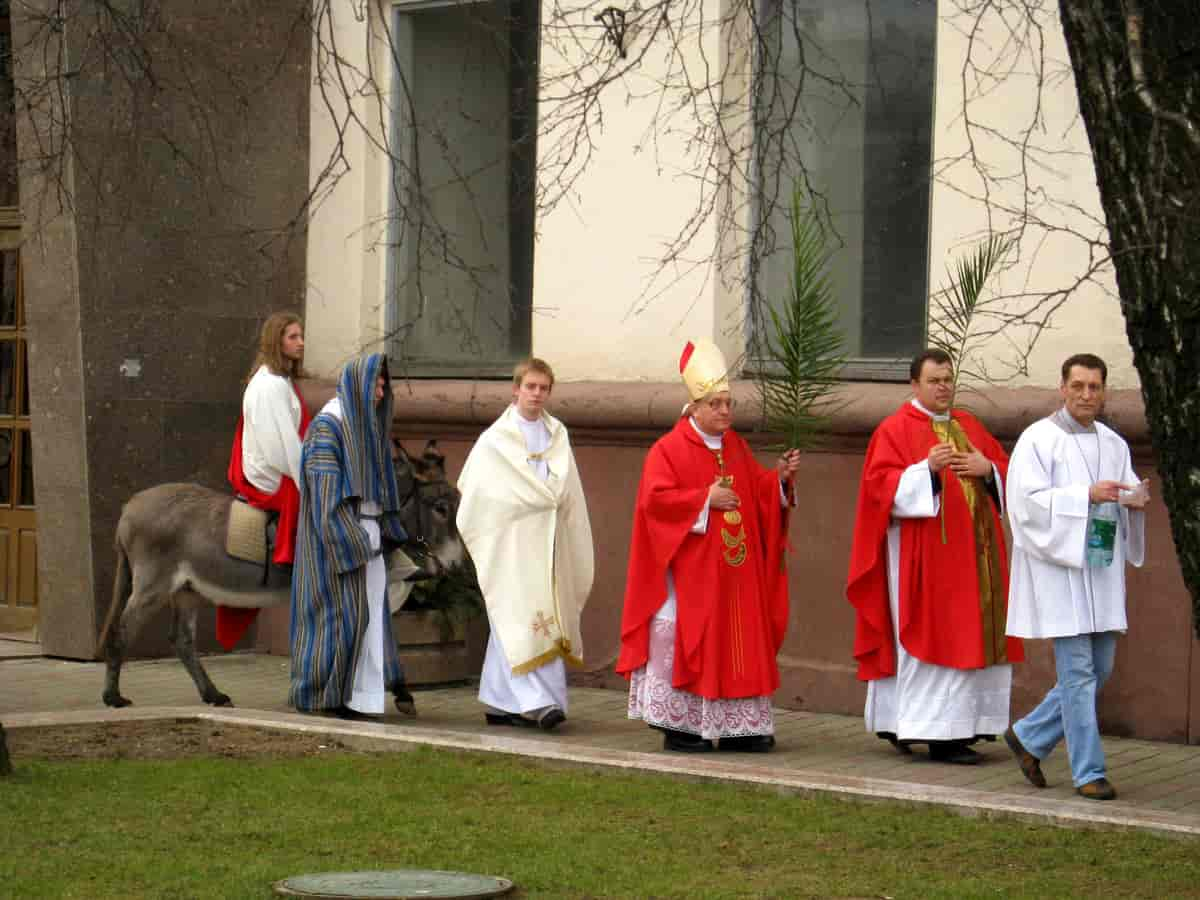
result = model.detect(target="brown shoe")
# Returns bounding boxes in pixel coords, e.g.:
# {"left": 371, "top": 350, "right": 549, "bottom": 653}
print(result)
{"left": 1004, "top": 726, "right": 1046, "bottom": 788}
{"left": 1076, "top": 778, "right": 1117, "bottom": 801}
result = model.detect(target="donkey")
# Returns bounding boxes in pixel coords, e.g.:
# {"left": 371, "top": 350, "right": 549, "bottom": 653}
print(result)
{"left": 98, "top": 440, "right": 463, "bottom": 711}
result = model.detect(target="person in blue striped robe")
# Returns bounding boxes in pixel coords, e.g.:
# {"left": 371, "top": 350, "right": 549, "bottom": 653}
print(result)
{"left": 289, "top": 353, "right": 410, "bottom": 717}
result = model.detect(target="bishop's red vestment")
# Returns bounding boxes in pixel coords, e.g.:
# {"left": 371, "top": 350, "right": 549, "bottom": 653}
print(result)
{"left": 846, "top": 403, "right": 1023, "bottom": 682}
{"left": 618, "top": 417, "right": 790, "bottom": 699}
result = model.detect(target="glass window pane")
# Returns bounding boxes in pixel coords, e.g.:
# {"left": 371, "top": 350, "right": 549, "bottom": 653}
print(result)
{"left": 388, "top": 0, "right": 537, "bottom": 375}
{"left": 0, "top": 250, "right": 15, "bottom": 328}
{"left": 755, "top": 0, "right": 935, "bottom": 365}
{"left": 19, "top": 429, "right": 32, "bottom": 506}
{"left": 18, "top": 338, "right": 26, "bottom": 416}
{"left": 0, "top": 339, "right": 13, "bottom": 416}
{"left": 0, "top": 428, "right": 12, "bottom": 506}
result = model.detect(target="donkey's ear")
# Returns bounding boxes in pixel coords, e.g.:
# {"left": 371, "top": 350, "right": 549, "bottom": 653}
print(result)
{"left": 423, "top": 439, "right": 445, "bottom": 463}
{"left": 392, "top": 438, "right": 411, "bottom": 462}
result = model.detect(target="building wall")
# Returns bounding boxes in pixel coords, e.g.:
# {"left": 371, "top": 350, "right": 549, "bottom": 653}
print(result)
{"left": 306, "top": 2, "right": 1139, "bottom": 390}
{"left": 14, "top": 0, "right": 312, "bottom": 657}
{"left": 929, "top": 3, "right": 1137, "bottom": 389}
{"left": 286, "top": 4, "right": 1197, "bottom": 742}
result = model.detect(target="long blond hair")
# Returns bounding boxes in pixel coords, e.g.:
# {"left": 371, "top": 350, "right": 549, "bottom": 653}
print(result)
{"left": 246, "top": 312, "right": 306, "bottom": 383}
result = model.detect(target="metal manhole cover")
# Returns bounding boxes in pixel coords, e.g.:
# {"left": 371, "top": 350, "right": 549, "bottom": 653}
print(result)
{"left": 273, "top": 870, "right": 514, "bottom": 899}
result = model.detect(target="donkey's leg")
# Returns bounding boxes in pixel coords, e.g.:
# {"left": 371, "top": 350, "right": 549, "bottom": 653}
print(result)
{"left": 168, "top": 605, "right": 233, "bottom": 707}
{"left": 102, "top": 590, "right": 164, "bottom": 708}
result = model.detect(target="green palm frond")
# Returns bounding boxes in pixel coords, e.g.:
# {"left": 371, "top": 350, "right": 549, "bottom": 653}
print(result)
{"left": 928, "top": 233, "right": 1014, "bottom": 406}
{"left": 757, "top": 186, "right": 847, "bottom": 451}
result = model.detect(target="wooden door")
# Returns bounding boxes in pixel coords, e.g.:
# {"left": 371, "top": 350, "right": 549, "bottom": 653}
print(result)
{"left": 0, "top": 244, "right": 36, "bottom": 634}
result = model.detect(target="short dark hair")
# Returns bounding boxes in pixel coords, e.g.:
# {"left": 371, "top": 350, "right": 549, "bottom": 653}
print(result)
{"left": 1060, "top": 353, "right": 1107, "bottom": 385}
{"left": 909, "top": 348, "right": 953, "bottom": 381}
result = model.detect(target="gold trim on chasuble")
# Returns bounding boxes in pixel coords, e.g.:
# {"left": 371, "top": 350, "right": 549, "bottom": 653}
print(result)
{"left": 510, "top": 561, "right": 584, "bottom": 677}
{"left": 713, "top": 448, "right": 747, "bottom": 676}
{"left": 714, "top": 449, "right": 748, "bottom": 569}
{"left": 931, "top": 419, "right": 1009, "bottom": 666}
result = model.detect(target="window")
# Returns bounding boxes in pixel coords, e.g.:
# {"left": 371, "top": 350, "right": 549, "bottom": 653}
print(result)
{"left": 387, "top": 0, "right": 538, "bottom": 376}
{"left": 754, "top": 0, "right": 936, "bottom": 378}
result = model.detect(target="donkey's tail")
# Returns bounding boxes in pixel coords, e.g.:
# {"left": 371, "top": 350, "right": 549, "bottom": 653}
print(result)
{"left": 96, "top": 535, "right": 133, "bottom": 661}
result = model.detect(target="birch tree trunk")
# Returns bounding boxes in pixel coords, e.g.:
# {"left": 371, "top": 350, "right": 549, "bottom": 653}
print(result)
{"left": 1058, "top": 1, "right": 1200, "bottom": 637}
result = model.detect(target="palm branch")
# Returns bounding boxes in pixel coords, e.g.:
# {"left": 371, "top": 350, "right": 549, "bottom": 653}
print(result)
{"left": 927, "top": 233, "right": 1014, "bottom": 408}
{"left": 757, "top": 185, "right": 847, "bottom": 451}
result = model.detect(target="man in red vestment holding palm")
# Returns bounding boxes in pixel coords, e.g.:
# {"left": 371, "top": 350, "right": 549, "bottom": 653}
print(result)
{"left": 847, "top": 348, "right": 1023, "bottom": 764}
{"left": 618, "top": 339, "right": 799, "bottom": 753}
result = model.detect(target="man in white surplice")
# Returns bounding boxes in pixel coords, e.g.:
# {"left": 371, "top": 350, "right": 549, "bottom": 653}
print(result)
{"left": 1003, "top": 354, "right": 1147, "bottom": 801}
{"left": 456, "top": 358, "right": 594, "bottom": 732}
{"left": 848, "top": 350, "right": 1024, "bottom": 765}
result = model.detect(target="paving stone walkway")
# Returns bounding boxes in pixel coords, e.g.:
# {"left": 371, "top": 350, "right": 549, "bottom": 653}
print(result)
{"left": 3, "top": 647, "right": 1198, "bottom": 837}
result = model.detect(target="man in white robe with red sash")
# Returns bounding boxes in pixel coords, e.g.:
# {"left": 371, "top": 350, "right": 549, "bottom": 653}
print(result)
{"left": 457, "top": 358, "right": 594, "bottom": 731}
{"left": 847, "top": 349, "right": 1024, "bottom": 764}
{"left": 221, "top": 312, "right": 311, "bottom": 649}
{"left": 618, "top": 339, "right": 799, "bottom": 753}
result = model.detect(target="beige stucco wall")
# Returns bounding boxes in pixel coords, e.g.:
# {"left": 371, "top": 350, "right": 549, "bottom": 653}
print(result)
{"left": 303, "top": 1, "right": 397, "bottom": 378}
{"left": 305, "top": 1, "right": 1137, "bottom": 390}
{"left": 929, "top": 3, "right": 1137, "bottom": 389}
{"left": 303, "top": 0, "right": 732, "bottom": 381}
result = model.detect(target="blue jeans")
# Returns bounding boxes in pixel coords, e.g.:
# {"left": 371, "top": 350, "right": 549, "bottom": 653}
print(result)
{"left": 1013, "top": 632, "right": 1118, "bottom": 787}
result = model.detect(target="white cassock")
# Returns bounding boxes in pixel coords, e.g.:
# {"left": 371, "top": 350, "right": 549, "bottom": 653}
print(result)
{"left": 1005, "top": 411, "right": 1145, "bottom": 639}
{"left": 477, "top": 414, "right": 569, "bottom": 717}
{"left": 241, "top": 364, "right": 303, "bottom": 493}
{"left": 322, "top": 396, "right": 388, "bottom": 715}
{"left": 863, "top": 401, "right": 1012, "bottom": 741}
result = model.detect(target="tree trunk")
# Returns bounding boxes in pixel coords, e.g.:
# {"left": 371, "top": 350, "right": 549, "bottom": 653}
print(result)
{"left": 1058, "top": 1, "right": 1200, "bottom": 637}
{"left": 0, "top": 721, "right": 12, "bottom": 775}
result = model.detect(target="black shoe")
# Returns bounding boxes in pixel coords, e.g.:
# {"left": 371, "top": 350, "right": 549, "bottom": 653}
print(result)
{"left": 537, "top": 707, "right": 566, "bottom": 732}
{"left": 485, "top": 711, "right": 543, "bottom": 729}
{"left": 928, "top": 740, "right": 982, "bottom": 765}
{"left": 333, "top": 706, "right": 379, "bottom": 722}
{"left": 662, "top": 729, "right": 714, "bottom": 753}
{"left": 877, "top": 731, "right": 913, "bottom": 755}
{"left": 718, "top": 735, "right": 776, "bottom": 753}
{"left": 393, "top": 687, "right": 416, "bottom": 717}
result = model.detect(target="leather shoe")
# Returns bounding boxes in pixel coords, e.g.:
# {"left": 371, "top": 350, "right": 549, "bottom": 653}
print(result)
{"left": 877, "top": 731, "right": 912, "bottom": 755}
{"left": 537, "top": 707, "right": 566, "bottom": 732}
{"left": 332, "top": 706, "right": 379, "bottom": 722}
{"left": 927, "top": 740, "right": 982, "bottom": 765}
{"left": 662, "top": 729, "right": 714, "bottom": 753}
{"left": 1004, "top": 726, "right": 1047, "bottom": 788}
{"left": 393, "top": 686, "right": 417, "bottom": 717}
{"left": 718, "top": 735, "right": 776, "bottom": 753}
{"left": 1077, "top": 778, "right": 1117, "bottom": 801}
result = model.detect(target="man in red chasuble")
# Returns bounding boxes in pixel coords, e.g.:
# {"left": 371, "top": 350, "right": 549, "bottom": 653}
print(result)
{"left": 847, "top": 349, "right": 1023, "bottom": 764}
{"left": 618, "top": 339, "right": 799, "bottom": 753}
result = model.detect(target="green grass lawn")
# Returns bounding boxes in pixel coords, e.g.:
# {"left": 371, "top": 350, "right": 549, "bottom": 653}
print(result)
{"left": 2, "top": 745, "right": 1197, "bottom": 899}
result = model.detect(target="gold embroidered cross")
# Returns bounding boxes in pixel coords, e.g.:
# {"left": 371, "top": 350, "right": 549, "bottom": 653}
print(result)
{"left": 713, "top": 449, "right": 734, "bottom": 488}
{"left": 532, "top": 611, "right": 556, "bottom": 637}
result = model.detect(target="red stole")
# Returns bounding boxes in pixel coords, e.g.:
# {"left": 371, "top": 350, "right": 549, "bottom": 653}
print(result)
{"left": 215, "top": 384, "right": 312, "bottom": 651}
{"left": 846, "top": 403, "right": 1023, "bottom": 680}
{"left": 617, "top": 418, "right": 790, "bottom": 700}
